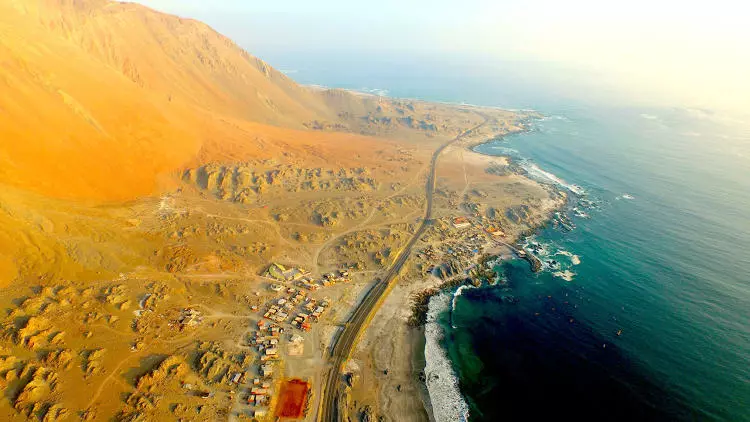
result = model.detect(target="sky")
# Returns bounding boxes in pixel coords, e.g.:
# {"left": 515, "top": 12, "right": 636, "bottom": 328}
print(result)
{"left": 135, "top": 0, "right": 750, "bottom": 114}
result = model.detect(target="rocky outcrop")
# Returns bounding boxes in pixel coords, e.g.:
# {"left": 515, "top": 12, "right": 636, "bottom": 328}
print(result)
{"left": 194, "top": 342, "right": 245, "bottom": 385}
{"left": 505, "top": 204, "right": 533, "bottom": 224}
{"left": 183, "top": 164, "right": 380, "bottom": 203}
{"left": 136, "top": 356, "right": 189, "bottom": 392}
{"left": 80, "top": 348, "right": 106, "bottom": 378}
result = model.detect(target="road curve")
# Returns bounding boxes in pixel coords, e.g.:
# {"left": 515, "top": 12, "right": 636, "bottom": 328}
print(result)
{"left": 319, "top": 116, "right": 488, "bottom": 421}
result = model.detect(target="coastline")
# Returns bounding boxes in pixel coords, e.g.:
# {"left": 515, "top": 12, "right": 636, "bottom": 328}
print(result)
{"left": 305, "top": 83, "right": 543, "bottom": 115}
{"left": 348, "top": 123, "right": 569, "bottom": 421}
{"left": 325, "top": 93, "right": 569, "bottom": 421}
{"left": 411, "top": 133, "right": 570, "bottom": 422}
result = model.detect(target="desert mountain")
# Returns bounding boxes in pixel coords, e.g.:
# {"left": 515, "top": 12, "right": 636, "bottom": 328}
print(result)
{"left": 0, "top": 0, "right": 513, "bottom": 285}
{"left": 0, "top": 0, "right": 487, "bottom": 202}
{"left": 0, "top": 0, "right": 372, "bottom": 201}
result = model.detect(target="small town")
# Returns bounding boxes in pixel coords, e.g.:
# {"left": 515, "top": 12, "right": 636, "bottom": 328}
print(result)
{"left": 210, "top": 263, "right": 355, "bottom": 418}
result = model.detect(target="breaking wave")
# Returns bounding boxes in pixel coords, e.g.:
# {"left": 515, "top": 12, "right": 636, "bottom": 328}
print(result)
{"left": 540, "top": 114, "right": 572, "bottom": 123}
{"left": 425, "top": 292, "right": 470, "bottom": 422}
{"left": 452, "top": 285, "right": 474, "bottom": 313}
{"left": 451, "top": 285, "right": 475, "bottom": 328}
{"left": 486, "top": 145, "right": 520, "bottom": 156}
{"left": 522, "top": 163, "right": 585, "bottom": 195}
{"left": 358, "top": 87, "right": 390, "bottom": 97}
{"left": 522, "top": 236, "right": 581, "bottom": 281}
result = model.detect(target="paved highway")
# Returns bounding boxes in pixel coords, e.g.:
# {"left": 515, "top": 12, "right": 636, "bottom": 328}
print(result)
{"left": 319, "top": 117, "right": 487, "bottom": 421}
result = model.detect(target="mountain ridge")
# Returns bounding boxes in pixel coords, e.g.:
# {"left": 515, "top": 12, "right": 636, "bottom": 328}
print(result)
{"left": 0, "top": 0, "right": 372, "bottom": 201}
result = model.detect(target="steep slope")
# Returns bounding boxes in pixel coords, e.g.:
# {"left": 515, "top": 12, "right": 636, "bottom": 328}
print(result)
{"left": 0, "top": 0, "right": 348, "bottom": 201}
{"left": 18, "top": 0, "right": 334, "bottom": 126}
{"left": 0, "top": 0, "right": 494, "bottom": 202}
{"left": 0, "top": 1, "right": 203, "bottom": 200}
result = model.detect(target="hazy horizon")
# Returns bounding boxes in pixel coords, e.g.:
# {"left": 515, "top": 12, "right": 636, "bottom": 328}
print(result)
{"left": 135, "top": 0, "right": 750, "bottom": 118}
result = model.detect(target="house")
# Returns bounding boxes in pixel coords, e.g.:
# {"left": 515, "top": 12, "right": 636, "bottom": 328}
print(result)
{"left": 486, "top": 227, "right": 505, "bottom": 237}
{"left": 261, "top": 364, "right": 274, "bottom": 377}
{"left": 266, "top": 263, "right": 289, "bottom": 280}
{"left": 452, "top": 217, "right": 471, "bottom": 229}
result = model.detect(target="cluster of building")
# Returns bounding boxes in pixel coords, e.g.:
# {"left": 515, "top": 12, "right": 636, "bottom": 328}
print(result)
{"left": 265, "top": 263, "right": 310, "bottom": 282}
{"left": 244, "top": 320, "right": 283, "bottom": 411}
{"left": 296, "top": 269, "right": 351, "bottom": 291}
{"left": 266, "top": 263, "right": 352, "bottom": 291}
{"left": 485, "top": 226, "right": 505, "bottom": 237}
{"left": 248, "top": 377, "right": 272, "bottom": 408}
{"left": 415, "top": 215, "right": 510, "bottom": 278}
{"left": 253, "top": 320, "right": 283, "bottom": 361}
{"left": 259, "top": 284, "right": 332, "bottom": 332}
{"left": 244, "top": 322, "right": 310, "bottom": 416}
{"left": 428, "top": 228, "right": 486, "bottom": 262}
{"left": 292, "top": 297, "right": 330, "bottom": 331}
{"left": 450, "top": 216, "right": 507, "bottom": 238}
{"left": 262, "top": 293, "right": 299, "bottom": 323}
{"left": 416, "top": 245, "right": 439, "bottom": 261}
{"left": 452, "top": 216, "right": 472, "bottom": 229}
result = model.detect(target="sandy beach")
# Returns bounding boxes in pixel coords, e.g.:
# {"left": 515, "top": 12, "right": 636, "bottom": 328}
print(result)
{"left": 349, "top": 276, "right": 443, "bottom": 422}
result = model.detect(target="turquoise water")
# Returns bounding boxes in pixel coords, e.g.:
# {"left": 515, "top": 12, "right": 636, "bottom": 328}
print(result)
{"left": 464, "top": 108, "right": 750, "bottom": 421}
{"left": 265, "top": 53, "right": 750, "bottom": 421}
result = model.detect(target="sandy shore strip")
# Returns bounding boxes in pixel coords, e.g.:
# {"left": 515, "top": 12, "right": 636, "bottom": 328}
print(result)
{"left": 350, "top": 276, "right": 446, "bottom": 421}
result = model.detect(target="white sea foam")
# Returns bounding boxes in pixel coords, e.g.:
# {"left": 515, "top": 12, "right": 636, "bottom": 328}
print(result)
{"left": 451, "top": 285, "right": 476, "bottom": 328}
{"left": 523, "top": 163, "right": 585, "bottom": 195}
{"left": 640, "top": 113, "right": 660, "bottom": 120}
{"left": 553, "top": 270, "right": 576, "bottom": 281}
{"left": 358, "top": 87, "right": 389, "bottom": 97}
{"left": 553, "top": 250, "right": 580, "bottom": 265}
{"left": 451, "top": 285, "right": 474, "bottom": 313}
{"left": 539, "top": 114, "right": 572, "bottom": 123}
{"left": 488, "top": 145, "right": 519, "bottom": 156}
{"left": 425, "top": 292, "right": 470, "bottom": 422}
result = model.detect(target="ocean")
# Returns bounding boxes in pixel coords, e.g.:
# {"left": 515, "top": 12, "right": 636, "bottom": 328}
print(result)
{"left": 457, "top": 107, "right": 750, "bottom": 421}
{"left": 262, "top": 52, "right": 750, "bottom": 421}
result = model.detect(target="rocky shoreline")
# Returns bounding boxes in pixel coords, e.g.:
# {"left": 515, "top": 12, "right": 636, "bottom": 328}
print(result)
{"left": 340, "top": 108, "right": 568, "bottom": 422}
{"left": 409, "top": 139, "right": 569, "bottom": 422}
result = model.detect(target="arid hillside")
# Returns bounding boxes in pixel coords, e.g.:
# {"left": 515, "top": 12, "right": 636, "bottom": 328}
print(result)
{"left": 23, "top": 0, "right": 335, "bottom": 127}
{"left": 0, "top": 0, "right": 523, "bottom": 282}
{"left": 0, "top": 0, "right": 504, "bottom": 203}
{"left": 0, "top": 0, "right": 390, "bottom": 201}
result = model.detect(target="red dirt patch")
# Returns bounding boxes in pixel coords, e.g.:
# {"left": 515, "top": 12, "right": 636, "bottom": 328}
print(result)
{"left": 275, "top": 378, "right": 310, "bottom": 419}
